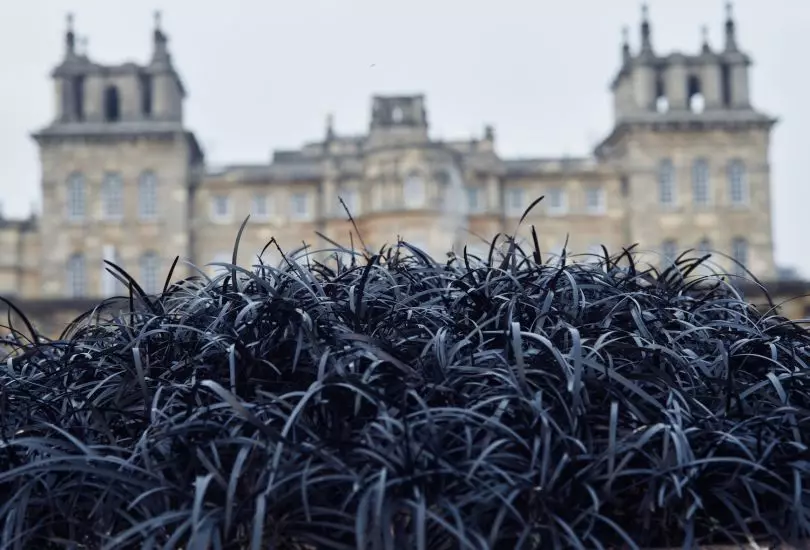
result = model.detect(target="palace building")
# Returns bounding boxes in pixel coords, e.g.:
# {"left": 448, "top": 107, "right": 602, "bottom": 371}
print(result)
{"left": 1, "top": 5, "right": 808, "bottom": 336}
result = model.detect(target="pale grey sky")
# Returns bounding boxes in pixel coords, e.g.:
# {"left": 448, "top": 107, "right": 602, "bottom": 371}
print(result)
{"left": 2, "top": 0, "right": 807, "bottom": 276}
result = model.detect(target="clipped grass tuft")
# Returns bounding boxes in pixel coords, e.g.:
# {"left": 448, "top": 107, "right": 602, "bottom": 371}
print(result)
{"left": 0, "top": 210, "right": 809, "bottom": 549}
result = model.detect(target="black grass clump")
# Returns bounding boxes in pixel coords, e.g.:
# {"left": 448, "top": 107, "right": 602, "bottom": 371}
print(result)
{"left": 1, "top": 215, "right": 809, "bottom": 549}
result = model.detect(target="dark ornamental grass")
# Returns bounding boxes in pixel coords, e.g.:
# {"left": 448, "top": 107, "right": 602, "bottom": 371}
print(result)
{"left": 0, "top": 213, "right": 809, "bottom": 549}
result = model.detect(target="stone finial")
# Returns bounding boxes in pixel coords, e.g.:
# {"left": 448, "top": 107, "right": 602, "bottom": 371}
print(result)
{"left": 640, "top": 3, "right": 653, "bottom": 53}
{"left": 724, "top": 1, "right": 738, "bottom": 51}
{"left": 621, "top": 26, "right": 631, "bottom": 61}
{"left": 484, "top": 125, "right": 495, "bottom": 142}
{"left": 65, "top": 13, "right": 76, "bottom": 55}
{"left": 325, "top": 113, "right": 335, "bottom": 140}
{"left": 151, "top": 10, "right": 171, "bottom": 64}
{"left": 701, "top": 25, "right": 711, "bottom": 53}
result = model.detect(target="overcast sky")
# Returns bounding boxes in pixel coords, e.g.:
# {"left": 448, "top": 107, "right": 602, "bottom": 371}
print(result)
{"left": 3, "top": 0, "right": 807, "bottom": 276}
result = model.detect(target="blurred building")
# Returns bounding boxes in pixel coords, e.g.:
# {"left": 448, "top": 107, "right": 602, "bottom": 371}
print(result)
{"left": 1, "top": 5, "right": 808, "bottom": 334}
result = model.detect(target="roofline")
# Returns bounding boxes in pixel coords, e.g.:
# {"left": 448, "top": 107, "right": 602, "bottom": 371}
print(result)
{"left": 594, "top": 115, "right": 779, "bottom": 158}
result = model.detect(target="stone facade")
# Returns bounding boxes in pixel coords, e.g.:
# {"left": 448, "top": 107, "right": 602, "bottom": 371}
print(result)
{"left": 1, "top": 7, "right": 809, "bottom": 336}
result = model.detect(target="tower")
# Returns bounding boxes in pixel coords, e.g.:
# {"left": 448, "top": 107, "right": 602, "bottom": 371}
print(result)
{"left": 367, "top": 95, "right": 430, "bottom": 148}
{"left": 32, "top": 13, "right": 204, "bottom": 299}
{"left": 597, "top": 2, "right": 777, "bottom": 281}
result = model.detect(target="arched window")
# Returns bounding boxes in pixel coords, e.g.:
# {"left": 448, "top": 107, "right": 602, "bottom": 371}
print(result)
{"left": 687, "top": 75, "right": 705, "bottom": 113}
{"left": 66, "top": 253, "right": 86, "bottom": 298}
{"left": 104, "top": 85, "right": 120, "bottom": 122}
{"left": 731, "top": 237, "right": 748, "bottom": 276}
{"left": 66, "top": 172, "right": 86, "bottom": 220}
{"left": 403, "top": 172, "right": 425, "bottom": 209}
{"left": 101, "top": 172, "right": 123, "bottom": 219}
{"left": 138, "top": 171, "right": 158, "bottom": 219}
{"left": 655, "top": 73, "right": 669, "bottom": 113}
{"left": 728, "top": 159, "right": 748, "bottom": 206}
{"left": 140, "top": 252, "right": 161, "bottom": 294}
{"left": 658, "top": 159, "right": 675, "bottom": 207}
{"left": 691, "top": 158, "right": 710, "bottom": 206}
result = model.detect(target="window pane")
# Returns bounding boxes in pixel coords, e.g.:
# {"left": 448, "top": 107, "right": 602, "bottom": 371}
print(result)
{"left": 67, "top": 254, "right": 85, "bottom": 298}
{"left": 466, "top": 187, "right": 481, "bottom": 212}
{"left": 291, "top": 192, "right": 309, "bottom": 219}
{"left": 251, "top": 193, "right": 269, "bottom": 218}
{"left": 101, "top": 245, "right": 121, "bottom": 297}
{"left": 658, "top": 159, "right": 675, "bottom": 206}
{"left": 692, "top": 159, "right": 710, "bottom": 205}
{"left": 140, "top": 253, "right": 160, "bottom": 294}
{"left": 336, "top": 188, "right": 359, "bottom": 216}
{"left": 548, "top": 187, "right": 566, "bottom": 213}
{"left": 211, "top": 195, "right": 230, "bottom": 220}
{"left": 728, "top": 159, "right": 747, "bottom": 205}
{"left": 139, "top": 171, "right": 158, "bottom": 219}
{"left": 67, "top": 173, "right": 85, "bottom": 220}
{"left": 731, "top": 237, "right": 748, "bottom": 275}
{"left": 102, "top": 173, "right": 123, "bottom": 219}
{"left": 585, "top": 186, "right": 604, "bottom": 213}
{"left": 403, "top": 173, "right": 425, "bottom": 208}
{"left": 506, "top": 188, "right": 524, "bottom": 215}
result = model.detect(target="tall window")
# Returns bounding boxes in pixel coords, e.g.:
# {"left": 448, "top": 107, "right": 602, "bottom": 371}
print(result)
{"left": 585, "top": 185, "right": 605, "bottom": 214}
{"left": 692, "top": 158, "right": 710, "bottom": 206}
{"left": 211, "top": 194, "right": 230, "bottom": 222}
{"left": 547, "top": 187, "right": 567, "bottom": 215}
{"left": 403, "top": 172, "right": 425, "bottom": 208}
{"left": 140, "top": 252, "right": 160, "bottom": 294}
{"left": 67, "top": 253, "right": 86, "bottom": 298}
{"left": 251, "top": 193, "right": 270, "bottom": 219}
{"left": 101, "top": 245, "right": 121, "bottom": 297}
{"left": 661, "top": 239, "right": 678, "bottom": 266}
{"left": 658, "top": 159, "right": 675, "bottom": 207}
{"left": 506, "top": 188, "right": 524, "bottom": 216}
{"left": 290, "top": 192, "right": 309, "bottom": 220}
{"left": 138, "top": 171, "right": 158, "bottom": 219}
{"left": 104, "top": 85, "right": 120, "bottom": 122}
{"left": 728, "top": 159, "right": 748, "bottom": 206}
{"left": 731, "top": 237, "right": 749, "bottom": 276}
{"left": 336, "top": 188, "right": 359, "bottom": 216}
{"left": 67, "top": 172, "right": 85, "bottom": 221}
{"left": 466, "top": 187, "right": 483, "bottom": 213}
{"left": 101, "top": 172, "right": 123, "bottom": 219}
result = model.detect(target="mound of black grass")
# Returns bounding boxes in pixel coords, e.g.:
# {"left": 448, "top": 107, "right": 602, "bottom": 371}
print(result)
{"left": 0, "top": 228, "right": 809, "bottom": 549}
